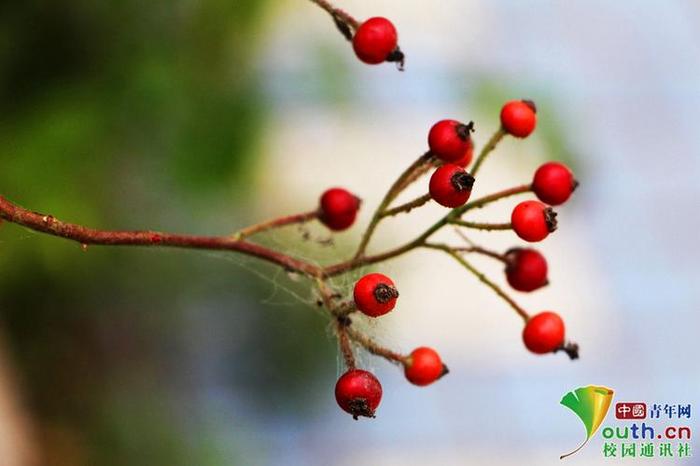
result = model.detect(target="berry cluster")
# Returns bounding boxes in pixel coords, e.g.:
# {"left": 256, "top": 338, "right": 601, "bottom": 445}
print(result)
{"left": 316, "top": 97, "right": 579, "bottom": 419}
{"left": 0, "top": 0, "right": 585, "bottom": 423}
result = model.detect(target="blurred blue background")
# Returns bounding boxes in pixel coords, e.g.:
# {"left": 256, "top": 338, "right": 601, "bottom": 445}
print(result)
{"left": 0, "top": 1, "right": 698, "bottom": 465}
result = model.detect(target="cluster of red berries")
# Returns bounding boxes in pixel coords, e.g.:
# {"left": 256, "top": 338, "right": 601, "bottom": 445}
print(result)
{"left": 334, "top": 273, "right": 447, "bottom": 419}
{"left": 316, "top": 99, "right": 578, "bottom": 418}
{"left": 314, "top": 15, "right": 578, "bottom": 413}
{"left": 425, "top": 101, "right": 578, "bottom": 356}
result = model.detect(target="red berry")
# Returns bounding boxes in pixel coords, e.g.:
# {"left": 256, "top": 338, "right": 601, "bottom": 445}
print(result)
{"left": 429, "top": 164, "right": 475, "bottom": 208}
{"left": 453, "top": 138, "right": 474, "bottom": 168}
{"left": 522, "top": 311, "right": 565, "bottom": 354}
{"left": 511, "top": 200, "right": 557, "bottom": 242}
{"left": 428, "top": 120, "right": 475, "bottom": 163}
{"left": 404, "top": 347, "right": 447, "bottom": 386}
{"left": 319, "top": 188, "right": 360, "bottom": 231}
{"left": 500, "top": 100, "right": 537, "bottom": 138}
{"left": 505, "top": 248, "right": 548, "bottom": 292}
{"left": 353, "top": 273, "right": 399, "bottom": 317}
{"left": 335, "top": 369, "right": 383, "bottom": 419}
{"left": 532, "top": 161, "right": 578, "bottom": 206}
{"left": 352, "top": 17, "right": 398, "bottom": 65}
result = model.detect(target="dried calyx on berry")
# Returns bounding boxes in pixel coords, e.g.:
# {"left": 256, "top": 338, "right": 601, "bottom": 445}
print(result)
{"left": 335, "top": 369, "right": 383, "bottom": 420}
{"left": 456, "top": 121, "right": 475, "bottom": 141}
{"left": 353, "top": 273, "right": 399, "bottom": 317}
{"left": 555, "top": 341, "right": 580, "bottom": 360}
{"left": 544, "top": 207, "right": 558, "bottom": 232}
{"left": 373, "top": 283, "right": 399, "bottom": 304}
{"left": 386, "top": 47, "right": 405, "bottom": 71}
{"left": 451, "top": 171, "right": 475, "bottom": 192}
{"left": 429, "top": 164, "right": 475, "bottom": 208}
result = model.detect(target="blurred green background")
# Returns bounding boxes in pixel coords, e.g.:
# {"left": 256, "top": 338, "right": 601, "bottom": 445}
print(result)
{"left": 0, "top": 2, "right": 338, "bottom": 465}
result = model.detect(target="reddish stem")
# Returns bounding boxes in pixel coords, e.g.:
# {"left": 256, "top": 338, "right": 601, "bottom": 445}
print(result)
{"left": 235, "top": 210, "right": 319, "bottom": 239}
{"left": 345, "top": 326, "right": 408, "bottom": 366}
{"left": 0, "top": 195, "right": 323, "bottom": 277}
{"left": 308, "top": 0, "right": 360, "bottom": 30}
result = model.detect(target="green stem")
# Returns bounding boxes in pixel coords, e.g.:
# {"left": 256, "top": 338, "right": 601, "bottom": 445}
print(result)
{"left": 353, "top": 152, "right": 433, "bottom": 259}
{"left": 325, "top": 185, "right": 527, "bottom": 277}
{"left": 380, "top": 193, "right": 432, "bottom": 218}
{"left": 450, "top": 220, "right": 512, "bottom": 231}
{"left": 470, "top": 128, "right": 506, "bottom": 176}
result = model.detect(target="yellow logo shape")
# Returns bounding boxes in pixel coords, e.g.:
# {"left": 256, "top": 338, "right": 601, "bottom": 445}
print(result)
{"left": 560, "top": 385, "right": 614, "bottom": 459}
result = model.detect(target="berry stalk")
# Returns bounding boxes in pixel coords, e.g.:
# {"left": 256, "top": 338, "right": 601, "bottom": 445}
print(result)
{"left": 233, "top": 210, "right": 319, "bottom": 240}
{"left": 345, "top": 325, "right": 408, "bottom": 366}
{"left": 425, "top": 243, "right": 530, "bottom": 322}
{"left": 450, "top": 220, "right": 512, "bottom": 231}
{"left": 353, "top": 151, "right": 434, "bottom": 258}
{"left": 469, "top": 128, "right": 506, "bottom": 176}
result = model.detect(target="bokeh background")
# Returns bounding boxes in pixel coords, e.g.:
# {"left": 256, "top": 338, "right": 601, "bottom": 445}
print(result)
{"left": 1, "top": 1, "right": 699, "bottom": 465}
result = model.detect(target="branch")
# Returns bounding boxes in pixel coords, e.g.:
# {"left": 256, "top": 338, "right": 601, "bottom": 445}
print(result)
{"left": 353, "top": 151, "right": 434, "bottom": 258}
{"left": 425, "top": 243, "right": 530, "bottom": 322}
{"left": 0, "top": 195, "right": 323, "bottom": 278}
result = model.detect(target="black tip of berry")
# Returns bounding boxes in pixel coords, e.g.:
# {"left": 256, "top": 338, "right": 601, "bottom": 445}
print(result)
{"left": 544, "top": 207, "right": 558, "bottom": 232}
{"left": 349, "top": 398, "right": 376, "bottom": 419}
{"left": 374, "top": 283, "right": 399, "bottom": 304}
{"left": 555, "top": 341, "right": 580, "bottom": 360}
{"left": 440, "top": 364, "right": 450, "bottom": 378}
{"left": 456, "top": 121, "right": 475, "bottom": 141}
{"left": 522, "top": 99, "right": 537, "bottom": 113}
{"left": 572, "top": 178, "right": 580, "bottom": 192}
{"left": 451, "top": 171, "right": 475, "bottom": 192}
{"left": 386, "top": 47, "right": 405, "bottom": 71}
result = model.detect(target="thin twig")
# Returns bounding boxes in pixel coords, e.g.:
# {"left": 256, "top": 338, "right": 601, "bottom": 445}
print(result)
{"left": 450, "top": 220, "right": 512, "bottom": 231}
{"left": 234, "top": 210, "right": 318, "bottom": 240}
{"left": 451, "top": 183, "right": 531, "bottom": 217}
{"left": 448, "top": 246, "right": 509, "bottom": 263}
{"left": 380, "top": 194, "right": 432, "bottom": 218}
{"left": 470, "top": 127, "right": 506, "bottom": 176}
{"left": 308, "top": 0, "right": 360, "bottom": 30}
{"left": 425, "top": 243, "right": 530, "bottom": 322}
{"left": 353, "top": 152, "right": 433, "bottom": 259}
{"left": 346, "top": 326, "right": 407, "bottom": 366}
{"left": 336, "top": 322, "right": 357, "bottom": 370}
